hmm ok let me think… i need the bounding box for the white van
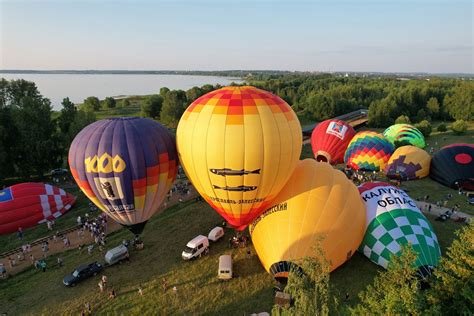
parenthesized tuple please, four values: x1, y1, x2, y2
(218, 255, 232, 280)
(105, 245, 129, 265)
(208, 226, 224, 242)
(182, 235, 209, 260)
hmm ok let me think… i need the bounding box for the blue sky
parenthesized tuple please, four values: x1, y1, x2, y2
(1, 0, 472, 73)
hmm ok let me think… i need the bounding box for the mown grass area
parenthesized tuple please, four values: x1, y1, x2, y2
(0, 194, 466, 315)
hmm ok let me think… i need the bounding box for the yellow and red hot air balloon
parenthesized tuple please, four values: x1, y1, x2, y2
(250, 159, 366, 281)
(176, 86, 302, 230)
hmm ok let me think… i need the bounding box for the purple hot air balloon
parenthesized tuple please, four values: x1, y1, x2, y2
(69, 117, 178, 236)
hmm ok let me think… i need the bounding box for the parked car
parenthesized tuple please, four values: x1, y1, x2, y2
(105, 245, 129, 266)
(467, 192, 474, 205)
(218, 255, 232, 280)
(63, 262, 103, 286)
(208, 226, 224, 242)
(51, 168, 69, 176)
(182, 235, 209, 260)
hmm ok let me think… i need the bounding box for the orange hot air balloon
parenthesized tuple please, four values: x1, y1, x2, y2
(176, 86, 302, 230)
(250, 159, 366, 281)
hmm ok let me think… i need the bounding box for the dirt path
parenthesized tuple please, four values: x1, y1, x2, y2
(416, 201, 472, 221)
(0, 188, 198, 277)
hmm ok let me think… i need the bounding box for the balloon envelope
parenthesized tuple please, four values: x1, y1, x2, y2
(176, 86, 302, 230)
(385, 146, 431, 180)
(383, 124, 426, 149)
(311, 119, 355, 164)
(0, 183, 76, 235)
(344, 131, 394, 171)
(250, 159, 366, 280)
(69, 117, 178, 234)
(430, 143, 474, 190)
(358, 182, 441, 276)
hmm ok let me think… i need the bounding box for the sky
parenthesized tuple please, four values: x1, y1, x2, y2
(0, 0, 472, 73)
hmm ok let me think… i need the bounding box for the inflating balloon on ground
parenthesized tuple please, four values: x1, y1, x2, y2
(311, 119, 355, 164)
(358, 182, 441, 277)
(344, 131, 394, 171)
(383, 124, 426, 149)
(385, 146, 431, 180)
(249, 159, 366, 281)
(0, 183, 76, 235)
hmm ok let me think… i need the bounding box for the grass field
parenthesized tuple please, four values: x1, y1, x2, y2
(0, 191, 466, 315)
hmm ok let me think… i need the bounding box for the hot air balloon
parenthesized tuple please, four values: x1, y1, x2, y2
(430, 143, 474, 190)
(249, 159, 365, 281)
(176, 86, 302, 230)
(383, 124, 426, 149)
(0, 183, 76, 235)
(344, 131, 394, 171)
(311, 119, 356, 164)
(385, 146, 431, 180)
(69, 117, 178, 236)
(358, 182, 441, 276)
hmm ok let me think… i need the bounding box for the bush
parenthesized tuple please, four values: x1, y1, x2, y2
(414, 120, 432, 137)
(395, 115, 411, 124)
(436, 123, 447, 132)
(450, 120, 468, 135)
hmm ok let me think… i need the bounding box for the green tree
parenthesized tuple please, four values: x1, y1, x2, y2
(436, 123, 447, 132)
(450, 119, 468, 135)
(351, 245, 423, 316)
(186, 86, 204, 103)
(414, 120, 432, 137)
(141, 94, 163, 119)
(395, 115, 411, 124)
(444, 83, 474, 120)
(425, 223, 474, 315)
(58, 97, 77, 135)
(160, 87, 170, 97)
(103, 97, 116, 109)
(426, 97, 440, 117)
(13, 91, 59, 177)
(272, 238, 332, 316)
(82, 96, 100, 112)
(160, 90, 187, 127)
(121, 98, 131, 107)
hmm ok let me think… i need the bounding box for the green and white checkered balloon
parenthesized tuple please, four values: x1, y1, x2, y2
(358, 182, 441, 275)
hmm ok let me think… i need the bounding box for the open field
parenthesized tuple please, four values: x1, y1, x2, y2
(0, 190, 466, 315)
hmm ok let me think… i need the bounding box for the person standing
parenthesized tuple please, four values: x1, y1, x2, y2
(98, 280, 104, 292)
(17, 227, 23, 240)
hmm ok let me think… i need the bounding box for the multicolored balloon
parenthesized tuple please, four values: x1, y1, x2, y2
(69, 117, 178, 235)
(430, 143, 474, 190)
(311, 119, 356, 164)
(0, 183, 76, 235)
(383, 124, 426, 149)
(176, 86, 302, 230)
(385, 146, 431, 180)
(344, 131, 394, 171)
(250, 160, 365, 281)
(358, 182, 441, 276)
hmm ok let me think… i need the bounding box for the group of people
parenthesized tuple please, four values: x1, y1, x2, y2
(78, 212, 109, 253)
(344, 168, 379, 185)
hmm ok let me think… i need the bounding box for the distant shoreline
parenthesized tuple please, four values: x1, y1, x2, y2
(0, 69, 472, 78)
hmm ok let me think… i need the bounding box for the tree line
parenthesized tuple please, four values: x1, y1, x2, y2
(248, 74, 473, 128)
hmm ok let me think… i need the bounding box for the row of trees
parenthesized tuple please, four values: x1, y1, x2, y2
(249, 74, 473, 127)
(274, 222, 473, 315)
(0, 79, 95, 182)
